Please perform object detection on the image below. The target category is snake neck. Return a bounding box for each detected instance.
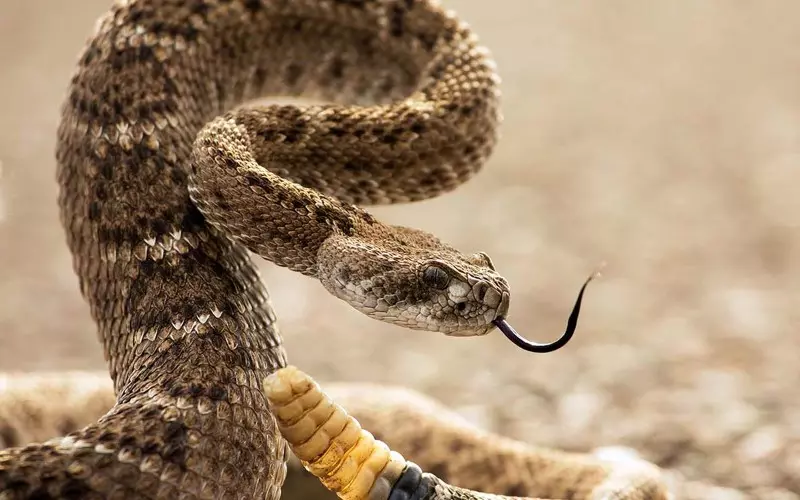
[59,0,499,391]
[189,113,382,277]
[184,0,500,281]
[42,0,501,497]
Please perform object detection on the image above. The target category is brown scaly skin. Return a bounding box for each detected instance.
[0,0,500,498]
[190,110,510,336]
[1,0,669,498]
[0,372,669,499]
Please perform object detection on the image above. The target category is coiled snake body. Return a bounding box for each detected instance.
[0,0,669,498]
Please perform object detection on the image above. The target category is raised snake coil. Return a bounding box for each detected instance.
[0,0,669,498]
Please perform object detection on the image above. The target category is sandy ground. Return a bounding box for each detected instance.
[1,1,799,498]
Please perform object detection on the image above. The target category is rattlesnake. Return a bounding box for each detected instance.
[0,0,670,498]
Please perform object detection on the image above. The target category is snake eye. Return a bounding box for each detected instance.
[422,265,450,290]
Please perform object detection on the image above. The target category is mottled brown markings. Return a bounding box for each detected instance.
[167,382,229,402]
[87,150,192,244]
[133,327,269,396]
[2,479,31,498]
[72,51,179,124]
[161,421,189,466]
[313,205,355,236]
[331,0,367,8]
[243,0,263,14]
[9,0,663,498]
[0,467,94,499]
[141,438,161,456]
[328,126,348,138]
[244,172,275,194]
[390,4,407,37]
[415,31,439,53]
[58,478,95,500]
[97,430,118,443]
[210,188,232,210]
[180,203,207,233]
[87,201,101,222]
[150,217,171,236]
[121,2,204,43]
[125,245,243,333]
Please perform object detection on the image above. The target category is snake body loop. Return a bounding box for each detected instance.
[0,1,669,499]
[3,0,504,497]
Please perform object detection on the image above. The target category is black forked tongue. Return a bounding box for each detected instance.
[493,272,599,353]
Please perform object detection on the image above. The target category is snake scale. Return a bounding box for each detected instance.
[0,0,671,498]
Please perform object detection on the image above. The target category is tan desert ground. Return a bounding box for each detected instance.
[1,1,799,499]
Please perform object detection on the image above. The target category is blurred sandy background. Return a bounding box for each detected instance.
[1,1,800,498]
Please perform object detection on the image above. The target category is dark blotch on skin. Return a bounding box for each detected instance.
[243,0,262,13]
[314,205,355,236]
[244,173,275,194]
[126,244,244,333]
[162,420,189,466]
[390,5,406,37]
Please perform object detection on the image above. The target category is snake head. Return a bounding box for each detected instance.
[318,233,511,336]
[415,255,510,336]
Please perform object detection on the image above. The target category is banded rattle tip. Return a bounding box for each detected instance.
[264,366,407,500]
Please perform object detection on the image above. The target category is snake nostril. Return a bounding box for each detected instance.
[455,302,467,312]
